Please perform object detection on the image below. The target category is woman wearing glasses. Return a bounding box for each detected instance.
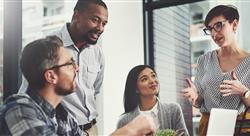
[181,5,250,136]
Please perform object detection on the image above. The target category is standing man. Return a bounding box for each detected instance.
[1,36,82,135]
[55,0,108,135]
[19,0,108,135]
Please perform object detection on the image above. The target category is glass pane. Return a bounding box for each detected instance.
[22,0,75,47]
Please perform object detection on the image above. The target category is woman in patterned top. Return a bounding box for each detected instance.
[181,5,250,136]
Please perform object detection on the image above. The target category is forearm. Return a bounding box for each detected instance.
[110,125,136,136]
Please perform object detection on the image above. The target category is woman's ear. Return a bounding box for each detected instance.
[44,70,57,84]
[232,19,238,33]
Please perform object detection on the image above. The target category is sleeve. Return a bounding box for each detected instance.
[93,47,105,96]
[116,115,129,129]
[173,104,189,136]
[68,117,86,136]
[5,104,57,136]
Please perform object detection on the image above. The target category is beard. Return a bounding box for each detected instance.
[55,73,77,96]
[81,30,101,45]
[55,85,73,96]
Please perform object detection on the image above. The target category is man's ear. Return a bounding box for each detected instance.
[72,11,80,23]
[44,70,57,84]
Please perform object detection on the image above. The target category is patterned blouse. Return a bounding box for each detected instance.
[194,50,250,113]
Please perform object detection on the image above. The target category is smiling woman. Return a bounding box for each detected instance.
[116,65,189,136]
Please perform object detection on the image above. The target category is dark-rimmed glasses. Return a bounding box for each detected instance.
[46,57,77,70]
[203,20,228,35]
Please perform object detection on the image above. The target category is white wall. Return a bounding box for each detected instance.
[96,1,144,135]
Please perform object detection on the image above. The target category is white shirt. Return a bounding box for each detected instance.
[139,102,160,129]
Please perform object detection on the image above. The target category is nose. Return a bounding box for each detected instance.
[211,29,218,39]
[96,22,104,33]
[149,77,157,83]
[74,64,79,73]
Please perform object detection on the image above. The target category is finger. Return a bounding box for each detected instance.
[182,93,190,98]
[220,84,232,89]
[222,92,232,97]
[220,89,231,94]
[222,80,233,85]
[186,79,193,87]
[231,70,237,80]
[180,88,189,94]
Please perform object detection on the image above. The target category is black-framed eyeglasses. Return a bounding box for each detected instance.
[203,20,228,35]
[46,57,77,70]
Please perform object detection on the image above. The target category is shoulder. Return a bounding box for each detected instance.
[197,50,216,63]
[4,94,39,116]
[117,110,138,129]
[159,102,182,113]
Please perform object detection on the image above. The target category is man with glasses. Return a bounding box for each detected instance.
[0,36,83,135]
[181,5,250,136]
[0,36,156,136]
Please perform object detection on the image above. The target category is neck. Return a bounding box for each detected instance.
[68,23,87,49]
[139,96,157,111]
[218,41,241,56]
[39,87,63,108]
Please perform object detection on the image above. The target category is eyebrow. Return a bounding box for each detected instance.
[138,72,155,80]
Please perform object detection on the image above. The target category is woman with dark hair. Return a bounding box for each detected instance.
[181,5,250,136]
[117,65,189,135]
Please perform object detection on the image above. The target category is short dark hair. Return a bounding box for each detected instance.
[123,65,158,114]
[20,36,63,90]
[205,5,239,27]
[74,0,108,13]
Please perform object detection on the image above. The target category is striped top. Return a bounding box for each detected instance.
[194,50,250,113]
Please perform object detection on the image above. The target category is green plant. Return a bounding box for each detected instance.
[154,129,176,136]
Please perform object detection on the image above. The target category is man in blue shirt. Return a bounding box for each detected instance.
[0,36,83,135]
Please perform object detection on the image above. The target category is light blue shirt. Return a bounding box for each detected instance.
[18,23,105,125]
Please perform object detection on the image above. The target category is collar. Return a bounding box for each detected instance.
[59,23,75,47]
[138,100,159,117]
[27,90,56,118]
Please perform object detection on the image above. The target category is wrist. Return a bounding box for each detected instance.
[243,89,250,98]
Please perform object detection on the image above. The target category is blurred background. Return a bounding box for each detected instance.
[1,0,250,135]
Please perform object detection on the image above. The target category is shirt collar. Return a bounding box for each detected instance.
[59,23,75,47]
[27,90,56,118]
[138,100,159,116]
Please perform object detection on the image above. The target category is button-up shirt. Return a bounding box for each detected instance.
[0,91,84,136]
[54,23,104,125]
[139,101,160,129]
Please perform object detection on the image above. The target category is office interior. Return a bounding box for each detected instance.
[0,0,250,135]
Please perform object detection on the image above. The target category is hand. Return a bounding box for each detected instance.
[220,71,248,97]
[181,79,198,106]
[111,114,156,136]
[127,114,156,136]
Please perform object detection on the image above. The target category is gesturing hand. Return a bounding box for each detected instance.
[220,70,248,97]
[181,79,198,106]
